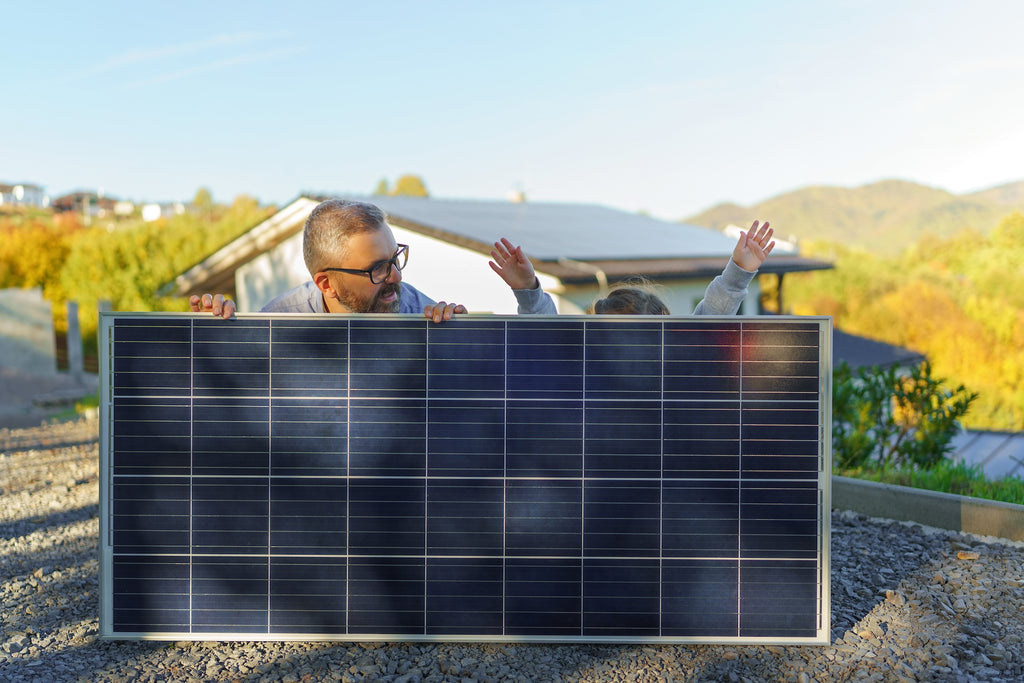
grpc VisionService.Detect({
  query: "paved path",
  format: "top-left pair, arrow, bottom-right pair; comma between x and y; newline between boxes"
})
0,367 -> 98,429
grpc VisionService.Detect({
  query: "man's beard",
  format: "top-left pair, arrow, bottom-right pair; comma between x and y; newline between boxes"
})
336,282 -> 402,313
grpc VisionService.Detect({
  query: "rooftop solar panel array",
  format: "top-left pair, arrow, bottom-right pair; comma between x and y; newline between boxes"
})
99,314 -> 831,643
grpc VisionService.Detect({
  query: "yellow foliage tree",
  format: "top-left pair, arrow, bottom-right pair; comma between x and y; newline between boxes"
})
0,217 -> 78,296
785,214 -> 1024,430
391,174 -> 429,197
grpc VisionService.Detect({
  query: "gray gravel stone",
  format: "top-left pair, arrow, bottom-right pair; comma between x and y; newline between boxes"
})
3,414 -> 1024,682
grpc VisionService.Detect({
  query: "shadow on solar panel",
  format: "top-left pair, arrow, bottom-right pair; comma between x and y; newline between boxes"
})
99,313 -> 831,644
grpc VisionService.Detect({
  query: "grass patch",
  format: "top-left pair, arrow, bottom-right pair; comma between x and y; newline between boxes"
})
50,391 -> 100,422
838,459 -> 1024,506
75,392 -> 99,412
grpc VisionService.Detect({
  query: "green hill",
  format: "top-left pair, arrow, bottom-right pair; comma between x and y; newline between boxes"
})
685,179 -> 1024,254
964,179 -> 1024,206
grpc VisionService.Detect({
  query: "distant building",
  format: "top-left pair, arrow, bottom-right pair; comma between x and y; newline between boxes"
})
51,191 -> 117,217
142,202 -> 186,222
113,201 -> 135,217
0,182 -> 47,208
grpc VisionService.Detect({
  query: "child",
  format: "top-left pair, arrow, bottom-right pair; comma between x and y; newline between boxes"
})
589,281 -> 670,315
489,220 -> 774,316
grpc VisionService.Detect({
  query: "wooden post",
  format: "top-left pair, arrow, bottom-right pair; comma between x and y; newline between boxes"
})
66,300 -> 84,385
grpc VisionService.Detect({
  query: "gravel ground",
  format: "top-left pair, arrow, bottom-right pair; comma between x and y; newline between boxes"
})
2,414 -> 1023,682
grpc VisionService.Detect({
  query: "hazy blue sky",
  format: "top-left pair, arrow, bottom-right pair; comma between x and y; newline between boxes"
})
5,0 -> 1023,219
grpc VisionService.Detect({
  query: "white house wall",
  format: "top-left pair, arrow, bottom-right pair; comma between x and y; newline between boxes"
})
233,224 -> 760,316
233,224 -> 568,314
236,235 -> 308,312
390,225 -> 569,314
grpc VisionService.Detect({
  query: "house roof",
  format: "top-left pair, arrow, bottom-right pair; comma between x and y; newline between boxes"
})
950,430 -> 1024,480
538,255 -> 833,285
171,194 -> 833,295
832,328 -> 926,371
364,195 -> 740,260
0,182 -> 43,192
169,196 -> 319,297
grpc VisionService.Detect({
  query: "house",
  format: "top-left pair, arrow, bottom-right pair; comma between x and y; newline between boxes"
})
0,182 -> 46,208
51,191 -> 118,217
171,194 -> 834,315
142,202 -> 186,222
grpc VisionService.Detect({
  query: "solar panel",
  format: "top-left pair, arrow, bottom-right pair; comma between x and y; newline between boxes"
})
99,313 -> 831,644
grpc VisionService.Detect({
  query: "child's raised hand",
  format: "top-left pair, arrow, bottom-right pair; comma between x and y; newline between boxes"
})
732,220 -> 775,271
489,237 -> 538,290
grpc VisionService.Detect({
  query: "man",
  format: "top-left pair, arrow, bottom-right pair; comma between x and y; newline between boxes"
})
190,198 -> 554,321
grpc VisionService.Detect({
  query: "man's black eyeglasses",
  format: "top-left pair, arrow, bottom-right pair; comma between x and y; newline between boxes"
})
322,244 -> 409,284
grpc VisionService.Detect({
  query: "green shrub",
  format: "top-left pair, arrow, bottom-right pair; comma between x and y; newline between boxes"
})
833,361 -> 977,470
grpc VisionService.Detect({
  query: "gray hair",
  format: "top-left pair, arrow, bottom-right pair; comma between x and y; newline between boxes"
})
302,199 -> 389,275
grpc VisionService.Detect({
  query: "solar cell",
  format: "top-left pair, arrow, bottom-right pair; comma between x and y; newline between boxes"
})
99,313 -> 831,643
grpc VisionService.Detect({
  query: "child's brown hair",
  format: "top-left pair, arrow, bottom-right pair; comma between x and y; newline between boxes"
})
589,280 -> 670,315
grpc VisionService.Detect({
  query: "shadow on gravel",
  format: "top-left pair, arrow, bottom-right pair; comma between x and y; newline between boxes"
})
828,512 -> 946,642
0,433 -> 99,454
2,630 -> 169,681
0,503 -> 99,545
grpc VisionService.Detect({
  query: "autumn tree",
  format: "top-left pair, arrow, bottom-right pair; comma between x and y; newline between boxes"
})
391,174 -> 429,197
193,186 -> 214,219
0,215 -> 79,297
784,213 -> 1024,430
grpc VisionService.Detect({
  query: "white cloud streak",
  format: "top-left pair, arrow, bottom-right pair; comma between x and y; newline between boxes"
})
79,32 -> 291,77
121,46 -> 307,89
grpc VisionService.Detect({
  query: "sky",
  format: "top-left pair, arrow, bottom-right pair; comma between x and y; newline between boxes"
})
4,0 -> 1024,221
